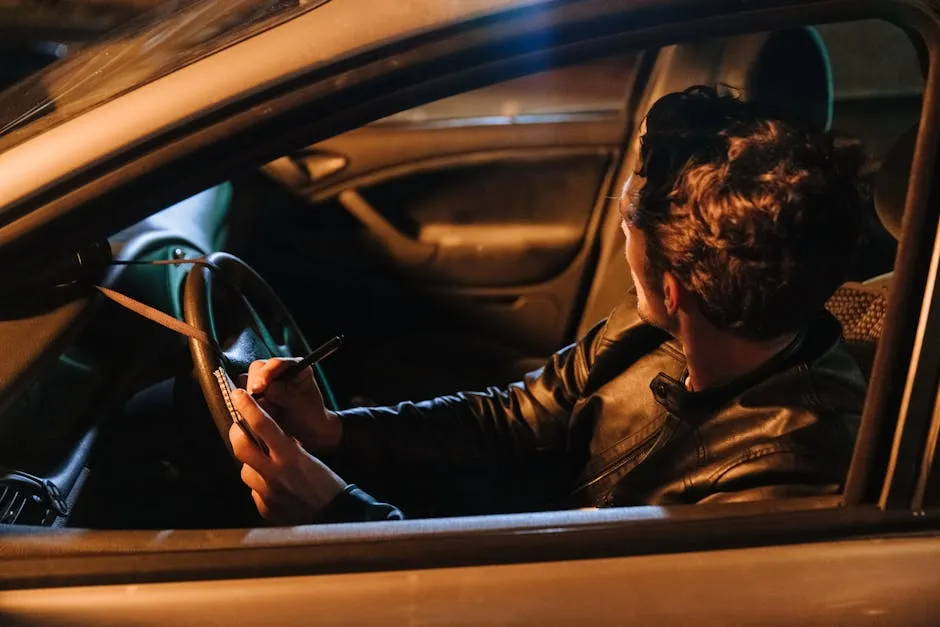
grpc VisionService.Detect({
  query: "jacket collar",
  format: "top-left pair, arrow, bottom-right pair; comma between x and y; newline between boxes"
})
649,312 -> 842,415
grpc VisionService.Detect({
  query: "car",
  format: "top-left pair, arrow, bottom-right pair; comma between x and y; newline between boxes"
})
0,0 -> 938,623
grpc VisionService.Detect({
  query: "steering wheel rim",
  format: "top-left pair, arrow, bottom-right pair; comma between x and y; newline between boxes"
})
182,252 -> 334,458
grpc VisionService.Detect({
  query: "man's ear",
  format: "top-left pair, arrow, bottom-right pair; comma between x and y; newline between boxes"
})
662,272 -> 683,316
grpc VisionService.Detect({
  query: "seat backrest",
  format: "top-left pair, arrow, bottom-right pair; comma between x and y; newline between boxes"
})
825,280 -> 889,379
824,125 -> 915,379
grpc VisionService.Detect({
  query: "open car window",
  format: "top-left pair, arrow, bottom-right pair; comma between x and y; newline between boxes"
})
0,13 -> 928,522
0,3 -> 939,618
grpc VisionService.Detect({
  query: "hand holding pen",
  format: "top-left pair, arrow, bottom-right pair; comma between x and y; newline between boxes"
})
234,335 -> 344,457
250,335 -> 343,401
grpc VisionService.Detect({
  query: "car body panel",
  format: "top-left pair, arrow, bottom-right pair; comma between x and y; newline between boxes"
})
3,533 -> 940,625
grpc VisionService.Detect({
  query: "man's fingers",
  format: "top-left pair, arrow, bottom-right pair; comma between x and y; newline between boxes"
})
240,463 -> 286,504
251,489 -> 293,524
251,490 -> 270,519
232,389 -> 288,448
241,462 -> 269,497
251,490 -> 278,522
229,421 -> 274,475
257,397 -> 280,418
246,358 -> 299,395
264,379 -> 322,409
245,359 -> 268,394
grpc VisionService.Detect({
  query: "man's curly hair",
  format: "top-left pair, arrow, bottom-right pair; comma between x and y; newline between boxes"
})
624,85 -> 867,340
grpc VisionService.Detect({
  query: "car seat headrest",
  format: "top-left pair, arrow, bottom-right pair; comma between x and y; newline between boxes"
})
874,125 -> 917,241
745,27 -> 834,131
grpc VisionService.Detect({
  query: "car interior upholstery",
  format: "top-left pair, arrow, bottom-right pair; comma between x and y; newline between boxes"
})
736,26 -> 903,382
825,128 -> 912,380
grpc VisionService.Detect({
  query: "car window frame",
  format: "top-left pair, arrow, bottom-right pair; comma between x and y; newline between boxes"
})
842,12 -> 940,507
0,0 -> 939,590
897,148 -> 940,511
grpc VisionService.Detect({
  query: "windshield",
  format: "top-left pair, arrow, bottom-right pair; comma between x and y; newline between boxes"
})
0,0 -> 330,153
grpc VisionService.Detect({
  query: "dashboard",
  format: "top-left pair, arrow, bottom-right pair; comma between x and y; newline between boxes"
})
0,185 -> 231,529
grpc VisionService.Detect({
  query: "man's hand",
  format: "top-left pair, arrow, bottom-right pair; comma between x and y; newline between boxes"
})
245,357 -> 342,453
229,388 -> 347,524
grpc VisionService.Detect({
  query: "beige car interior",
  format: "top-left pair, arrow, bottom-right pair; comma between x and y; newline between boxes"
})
595,26 -> 910,382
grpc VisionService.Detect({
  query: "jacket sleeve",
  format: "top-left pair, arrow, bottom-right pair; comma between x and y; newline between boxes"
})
319,484 -> 404,522
327,315 -> 613,486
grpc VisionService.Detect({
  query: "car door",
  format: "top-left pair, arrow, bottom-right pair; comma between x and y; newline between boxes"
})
227,52 -> 648,405
3,0 -> 940,623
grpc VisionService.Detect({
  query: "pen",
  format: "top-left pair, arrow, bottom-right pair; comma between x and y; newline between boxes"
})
250,334 -> 343,401
237,335 -> 343,457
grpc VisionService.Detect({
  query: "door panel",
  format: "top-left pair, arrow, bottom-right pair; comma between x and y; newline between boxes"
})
268,120 -> 624,200
350,151 -> 612,287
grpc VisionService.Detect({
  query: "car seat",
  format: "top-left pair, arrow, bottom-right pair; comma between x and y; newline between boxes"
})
824,125 -> 915,378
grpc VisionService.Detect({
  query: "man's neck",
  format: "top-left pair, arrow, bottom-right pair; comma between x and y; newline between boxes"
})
678,318 -> 797,392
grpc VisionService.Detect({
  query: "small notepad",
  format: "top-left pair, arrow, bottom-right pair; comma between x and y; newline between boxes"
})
214,366 -> 270,456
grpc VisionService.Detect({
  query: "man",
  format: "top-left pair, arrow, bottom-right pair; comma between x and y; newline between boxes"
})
228,85 -> 869,524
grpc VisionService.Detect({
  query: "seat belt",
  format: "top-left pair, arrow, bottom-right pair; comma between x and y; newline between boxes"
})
97,257 -> 217,349
97,256 -> 269,454
96,284 -> 211,346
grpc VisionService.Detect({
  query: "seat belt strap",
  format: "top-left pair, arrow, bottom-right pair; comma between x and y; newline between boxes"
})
95,257 -> 219,349
94,285 -> 211,346
100,257 -> 268,452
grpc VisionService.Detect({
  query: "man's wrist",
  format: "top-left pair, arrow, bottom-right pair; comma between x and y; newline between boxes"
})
313,409 -> 343,453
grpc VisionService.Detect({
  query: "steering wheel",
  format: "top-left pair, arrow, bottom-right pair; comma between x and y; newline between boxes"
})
182,252 -> 335,458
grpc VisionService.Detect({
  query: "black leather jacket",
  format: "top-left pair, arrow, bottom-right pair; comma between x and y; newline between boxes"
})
324,299 -> 865,521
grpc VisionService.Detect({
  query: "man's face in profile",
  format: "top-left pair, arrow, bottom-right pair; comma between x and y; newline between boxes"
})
621,175 -> 675,334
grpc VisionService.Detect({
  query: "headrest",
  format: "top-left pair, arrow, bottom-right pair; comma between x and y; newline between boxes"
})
874,125 -> 917,241
745,27 -> 834,132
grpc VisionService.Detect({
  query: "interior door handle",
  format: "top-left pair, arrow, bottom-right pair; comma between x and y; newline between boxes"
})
338,189 -> 436,265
